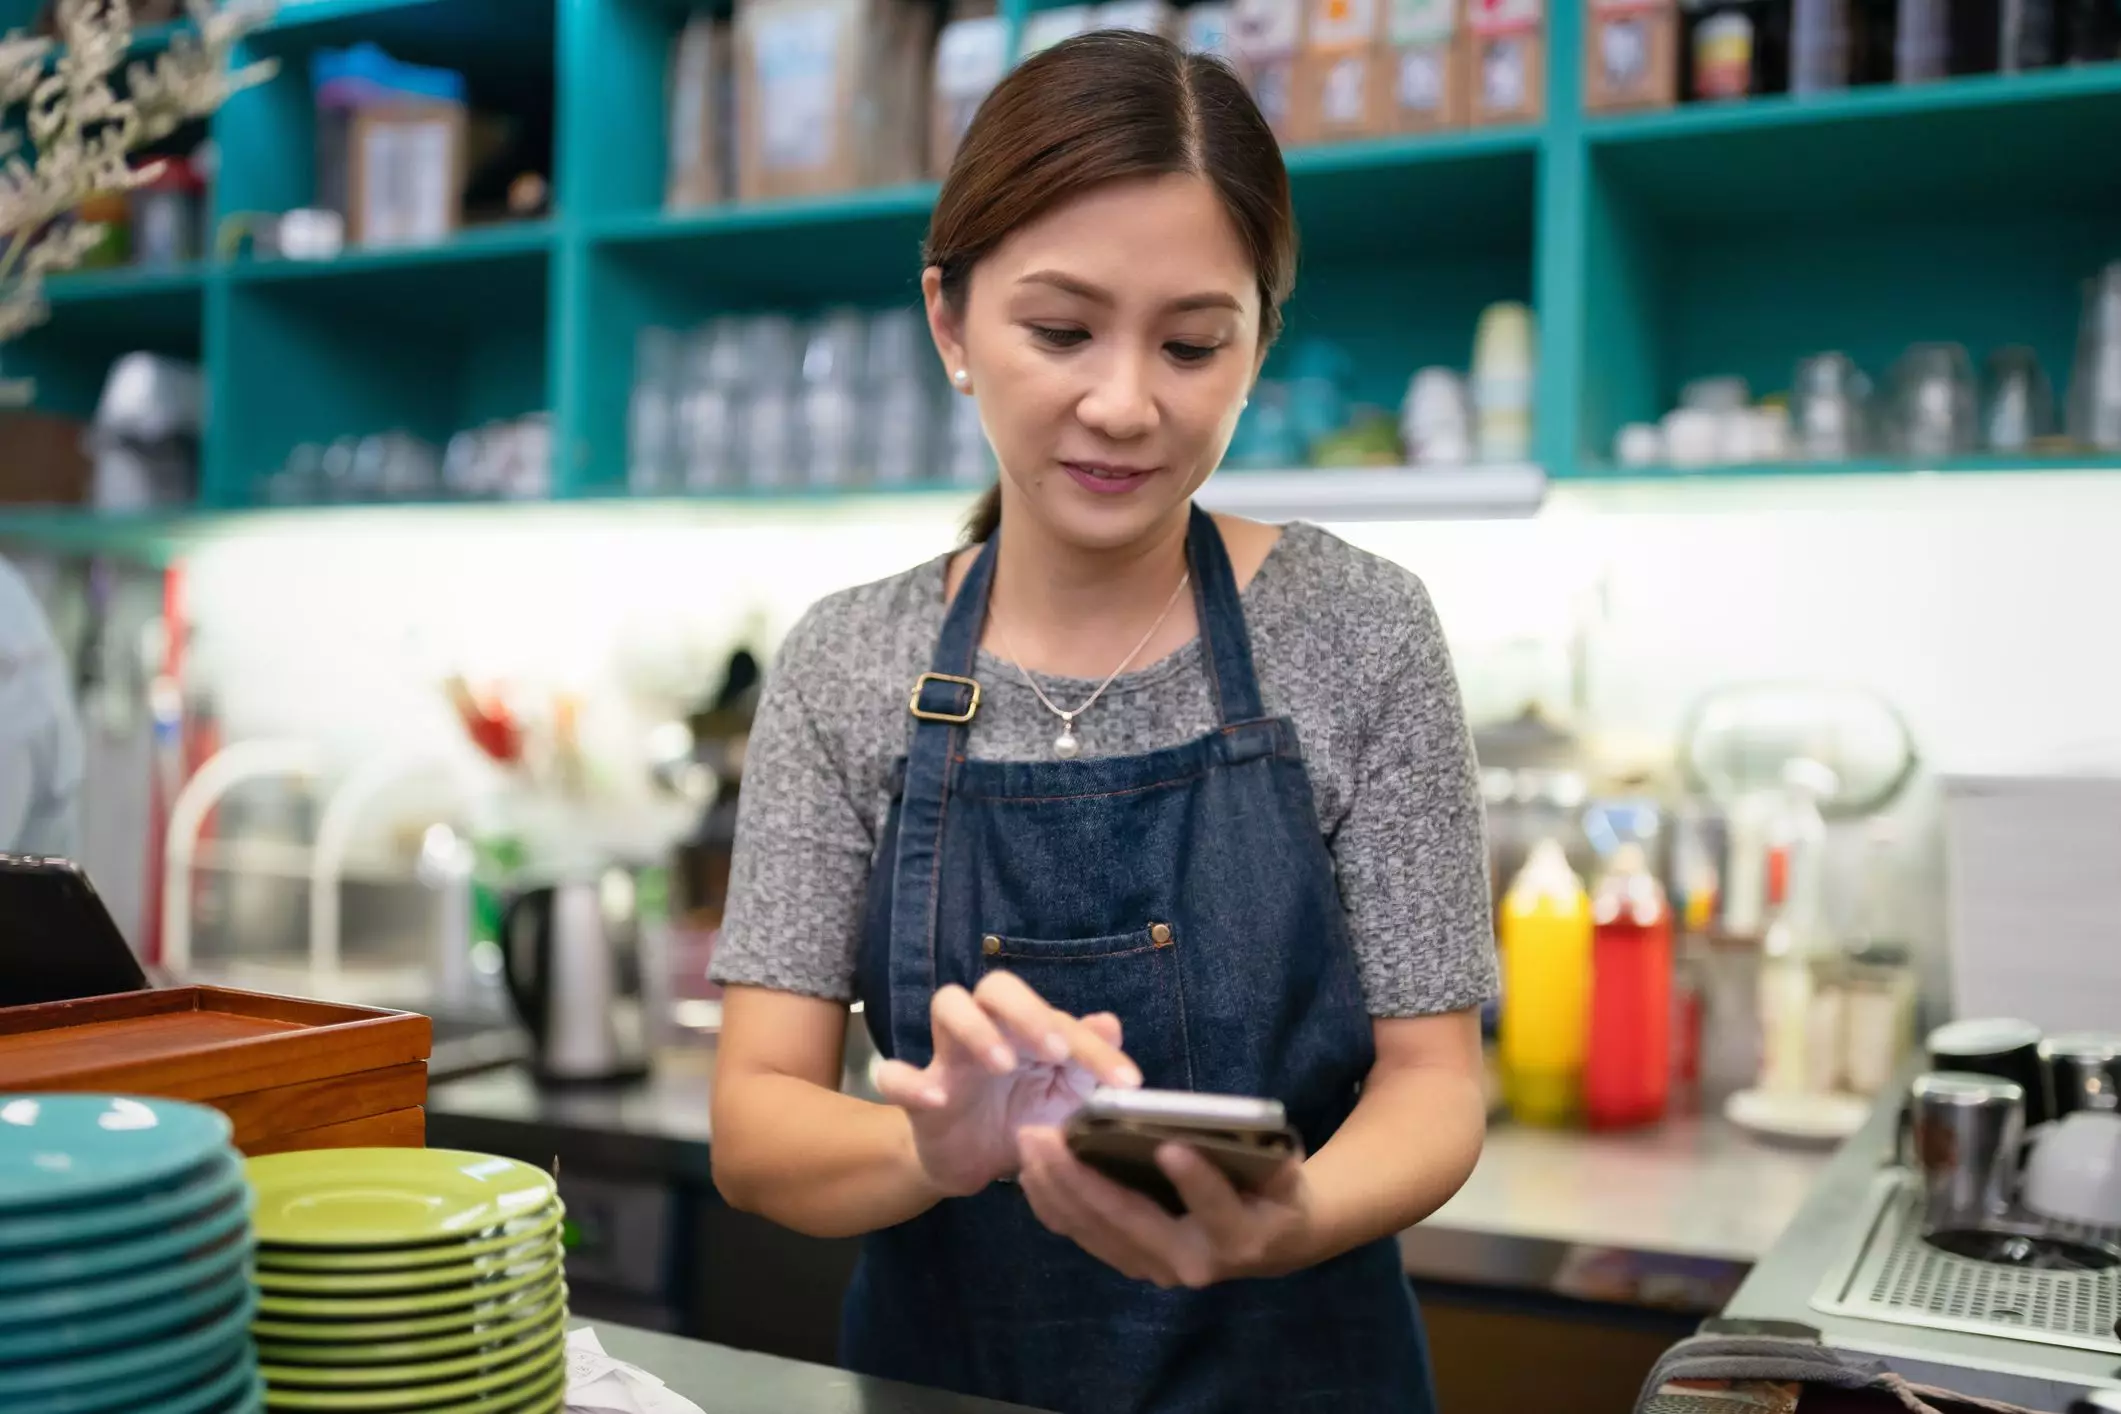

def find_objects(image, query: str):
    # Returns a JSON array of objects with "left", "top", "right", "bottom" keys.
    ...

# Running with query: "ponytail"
[{"left": 962, "top": 483, "right": 1001, "bottom": 544}]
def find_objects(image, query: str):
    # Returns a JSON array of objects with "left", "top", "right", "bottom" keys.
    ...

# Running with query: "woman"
[{"left": 709, "top": 29, "right": 1494, "bottom": 1414}]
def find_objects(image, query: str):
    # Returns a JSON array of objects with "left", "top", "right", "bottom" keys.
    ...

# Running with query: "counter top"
[
  {"left": 585, "top": 1321, "right": 1049, "bottom": 1412},
  {"left": 1431, "top": 1111, "right": 1825, "bottom": 1263},
  {"left": 430, "top": 1053, "right": 1830, "bottom": 1311},
  {"left": 1724, "top": 1082, "right": 2121, "bottom": 1409}
]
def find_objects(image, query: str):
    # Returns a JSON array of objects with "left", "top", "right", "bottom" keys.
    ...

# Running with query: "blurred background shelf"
[
  {"left": 37, "top": 457, "right": 2121, "bottom": 563},
  {"left": 5, "top": 0, "right": 2119, "bottom": 527},
  {"left": 224, "top": 220, "right": 555, "bottom": 283},
  {"left": 1586, "top": 56, "right": 2121, "bottom": 147}
]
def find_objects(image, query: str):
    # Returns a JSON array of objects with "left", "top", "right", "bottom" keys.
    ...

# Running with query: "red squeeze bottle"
[{"left": 1585, "top": 843, "right": 1674, "bottom": 1130}]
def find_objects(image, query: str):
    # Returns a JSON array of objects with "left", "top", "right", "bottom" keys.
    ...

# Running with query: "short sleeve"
[
  {"left": 710, "top": 608, "right": 876, "bottom": 1002},
  {"left": 1330, "top": 581, "right": 1497, "bottom": 1018}
]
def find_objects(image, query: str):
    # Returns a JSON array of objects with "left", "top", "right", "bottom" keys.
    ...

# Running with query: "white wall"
[
  {"left": 181, "top": 472, "right": 2119, "bottom": 781},
  {"left": 161, "top": 471, "right": 2118, "bottom": 1007}
]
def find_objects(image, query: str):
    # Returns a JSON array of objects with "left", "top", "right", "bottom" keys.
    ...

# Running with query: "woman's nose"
[{"left": 1075, "top": 349, "right": 1158, "bottom": 441}]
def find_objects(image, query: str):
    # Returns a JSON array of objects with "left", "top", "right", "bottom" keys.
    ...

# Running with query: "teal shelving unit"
[{"left": 5, "top": 0, "right": 2121, "bottom": 548}]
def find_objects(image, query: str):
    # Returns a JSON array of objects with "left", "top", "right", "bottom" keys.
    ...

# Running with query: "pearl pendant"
[{"left": 1053, "top": 723, "right": 1081, "bottom": 758}]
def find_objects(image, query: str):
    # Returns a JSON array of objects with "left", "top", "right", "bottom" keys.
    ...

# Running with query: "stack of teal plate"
[
  {"left": 0, "top": 1094, "right": 263, "bottom": 1414},
  {"left": 246, "top": 1149, "right": 568, "bottom": 1414}
]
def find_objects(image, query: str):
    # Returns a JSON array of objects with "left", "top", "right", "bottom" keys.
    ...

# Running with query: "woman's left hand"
[{"left": 1014, "top": 1127, "right": 1316, "bottom": 1288}]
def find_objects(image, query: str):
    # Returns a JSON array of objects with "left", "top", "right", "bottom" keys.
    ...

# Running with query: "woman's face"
[{"left": 925, "top": 174, "right": 1265, "bottom": 553}]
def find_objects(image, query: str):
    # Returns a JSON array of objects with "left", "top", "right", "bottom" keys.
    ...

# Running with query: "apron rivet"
[
  {"left": 981, "top": 934, "right": 1001, "bottom": 956},
  {"left": 1150, "top": 922, "right": 1173, "bottom": 946}
]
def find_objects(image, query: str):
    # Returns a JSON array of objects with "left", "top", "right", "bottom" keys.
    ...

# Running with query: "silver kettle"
[{"left": 502, "top": 869, "right": 652, "bottom": 1085}]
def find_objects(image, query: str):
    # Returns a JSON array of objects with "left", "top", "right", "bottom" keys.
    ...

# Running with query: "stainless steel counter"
[
  {"left": 432, "top": 1052, "right": 1828, "bottom": 1313},
  {"left": 1722, "top": 1084, "right": 2121, "bottom": 1409},
  {"left": 585, "top": 1320, "right": 1049, "bottom": 1412},
  {"left": 1404, "top": 1111, "right": 1832, "bottom": 1312}
]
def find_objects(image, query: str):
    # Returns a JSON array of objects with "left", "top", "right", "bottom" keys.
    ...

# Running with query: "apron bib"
[{"left": 843, "top": 506, "right": 1435, "bottom": 1414}]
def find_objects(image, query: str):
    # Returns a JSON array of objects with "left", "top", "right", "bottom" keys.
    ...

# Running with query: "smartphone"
[
  {"left": 1063, "top": 1087, "right": 1299, "bottom": 1216},
  {"left": 0, "top": 855, "right": 150, "bottom": 1008}
]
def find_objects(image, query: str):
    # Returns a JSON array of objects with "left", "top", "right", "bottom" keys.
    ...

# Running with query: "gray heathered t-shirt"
[{"left": 711, "top": 522, "right": 1498, "bottom": 1019}]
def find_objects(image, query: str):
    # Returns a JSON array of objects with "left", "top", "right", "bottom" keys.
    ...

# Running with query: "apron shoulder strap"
[{"left": 1186, "top": 504, "right": 1266, "bottom": 725}]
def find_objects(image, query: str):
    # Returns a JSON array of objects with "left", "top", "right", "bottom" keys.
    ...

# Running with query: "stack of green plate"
[
  {"left": 0, "top": 1094, "right": 263, "bottom": 1414},
  {"left": 244, "top": 1150, "right": 569, "bottom": 1414}
]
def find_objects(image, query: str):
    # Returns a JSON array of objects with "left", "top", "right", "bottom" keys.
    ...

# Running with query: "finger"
[
  {"left": 1018, "top": 1129, "right": 1175, "bottom": 1285},
  {"left": 930, "top": 985, "right": 1018, "bottom": 1075},
  {"left": 974, "top": 972, "right": 1142, "bottom": 1088},
  {"left": 1015, "top": 1129, "right": 1088, "bottom": 1239},
  {"left": 873, "top": 1058, "right": 948, "bottom": 1110},
  {"left": 1083, "top": 1012, "right": 1123, "bottom": 1048},
  {"left": 1256, "top": 1153, "right": 1305, "bottom": 1205},
  {"left": 970, "top": 971, "right": 1081, "bottom": 1064},
  {"left": 1157, "top": 1143, "right": 1249, "bottom": 1237},
  {"left": 1034, "top": 1127, "right": 1191, "bottom": 1269}
]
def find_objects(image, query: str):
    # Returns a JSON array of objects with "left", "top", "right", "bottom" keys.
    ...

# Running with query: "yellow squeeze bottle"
[{"left": 1499, "top": 839, "right": 1595, "bottom": 1126}]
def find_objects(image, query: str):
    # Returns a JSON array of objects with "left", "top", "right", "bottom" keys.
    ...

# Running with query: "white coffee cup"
[{"left": 2022, "top": 1110, "right": 2121, "bottom": 1227}]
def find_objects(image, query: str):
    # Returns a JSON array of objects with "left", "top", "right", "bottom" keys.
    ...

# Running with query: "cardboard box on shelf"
[
  {"left": 0, "top": 413, "right": 91, "bottom": 506},
  {"left": 1304, "top": 0, "right": 1380, "bottom": 53},
  {"left": 1381, "top": 0, "right": 1468, "bottom": 131},
  {"left": 668, "top": 16, "right": 735, "bottom": 209},
  {"left": 1289, "top": 0, "right": 1386, "bottom": 142},
  {"left": 1585, "top": 0, "right": 1676, "bottom": 110},
  {"left": 339, "top": 103, "right": 469, "bottom": 247},
  {"left": 1232, "top": 0, "right": 1305, "bottom": 140},
  {"left": 870, "top": 0, "right": 936, "bottom": 186},
  {"left": 930, "top": 11, "right": 1009, "bottom": 177},
  {"left": 737, "top": 0, "right": 931, "bottom": 202},
  {"left": 1466, "top": 0, "right": 1543, "bottom": 124},
  {"left": 1290, "top": 47, "right": 1390, "bottom": 142}
]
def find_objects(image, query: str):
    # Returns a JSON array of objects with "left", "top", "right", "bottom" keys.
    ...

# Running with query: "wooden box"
[
  {"left": 1585, "top": 0, "right": 1677, "bottom": 111},
  {"left": 1467, "top": 0, "right": 1543, "bottom": 125},
  {"left": 318, "top": 103, "right": 469, "bottom": 248},
  {"left": 0, "top": 986, "right": 432, "bottom": 1157},
  {"left": 1380, "top": 0, "right": 1468, "bottom": 132},
  {"left": 1289, "top": 48, "right": 1391, "bottom": 144}
]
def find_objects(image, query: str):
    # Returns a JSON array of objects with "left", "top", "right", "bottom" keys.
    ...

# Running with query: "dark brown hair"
[{"left": 924, "top": 29, "right": 1297, "bottom": 544}]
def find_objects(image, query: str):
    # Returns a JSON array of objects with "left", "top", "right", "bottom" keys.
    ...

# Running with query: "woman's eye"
[
  {"left": 1031, "top": 325, "right": 1088, "bottom": 349},
  {"left": 1166, "top": 341, "right": 1219, "bottom": 364}
]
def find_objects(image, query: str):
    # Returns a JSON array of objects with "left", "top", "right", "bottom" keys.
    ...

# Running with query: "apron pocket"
[{"left": 979, "top": 923, "right": 1194, "bottom": 1090}]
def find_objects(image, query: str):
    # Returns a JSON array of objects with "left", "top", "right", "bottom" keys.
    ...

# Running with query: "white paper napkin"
[{"left": 565, "top": 1327, "right": 707, "bottom": 1414}]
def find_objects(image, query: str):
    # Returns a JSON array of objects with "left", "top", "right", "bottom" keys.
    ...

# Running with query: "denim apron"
[{"left": 842, "top": 506, "right": 1435, "bottom": 1414}]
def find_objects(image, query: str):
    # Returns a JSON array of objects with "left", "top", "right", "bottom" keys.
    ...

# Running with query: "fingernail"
[
  {"left": 1043, "top": 1033, "right": 1071, "bottom": 1063},
  {"left": 1117, "top": 1063, "right": 1144, "bottom": 1089},
  {"left": 989, "top": 1044, "right": 1017, "bottom": 1072}
]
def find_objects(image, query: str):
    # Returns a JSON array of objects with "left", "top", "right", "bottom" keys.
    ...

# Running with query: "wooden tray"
[
  {"left": 247, "top": 1107, "right": 425, "bottom": 1157},
  {"left": 0, "top": 986, "right": 432, "bottom": 1100},
  {"left": 215, "top": 1061, "right": 429, "bottom": 1150}
]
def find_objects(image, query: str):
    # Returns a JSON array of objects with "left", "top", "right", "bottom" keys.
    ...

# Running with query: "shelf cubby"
[
  {"left": 1567, "top": 65, "right": 2121, "bottom": 475},
  {"left": 7, "top": 0, "right": 2121, "bottom": 552},
  {"left": 209, "top": 234, "right": 549, "bottom": 502}
]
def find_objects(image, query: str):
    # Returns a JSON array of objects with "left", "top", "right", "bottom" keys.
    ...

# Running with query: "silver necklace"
[{"left": 989, "top": 571, "right": 1190, "bottom": 759}]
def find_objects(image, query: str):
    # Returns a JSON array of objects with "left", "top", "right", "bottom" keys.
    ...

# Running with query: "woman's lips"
[{"left": 1061, "top": 461, "right": 1156, "bottom": 496}]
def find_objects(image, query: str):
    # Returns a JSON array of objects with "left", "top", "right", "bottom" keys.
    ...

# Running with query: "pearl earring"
[{"left": 952, "top": 368, "right": 971, "bottom": 390}]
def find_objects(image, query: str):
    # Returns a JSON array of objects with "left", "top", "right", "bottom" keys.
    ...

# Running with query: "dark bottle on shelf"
[
  {"left": 2061, "top": 0, "right": 2119, "bottom": 59},
  {"left": 1681, "top": 0, "right": 1793, "bottom": 99},
  {"left": 2000, "top": 0, "right": 2060, "bottom": 68},
  {"left": 1948, "top": 0, "right": 2004, "bottom": 71},
  {"left": 1850, "top": 0, "right": 1901, "bottom": 80}
]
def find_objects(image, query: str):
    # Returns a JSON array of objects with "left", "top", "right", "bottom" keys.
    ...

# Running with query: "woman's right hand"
[{"left": 873, "top": 971, "right": 1143, "bottom": 1198}]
